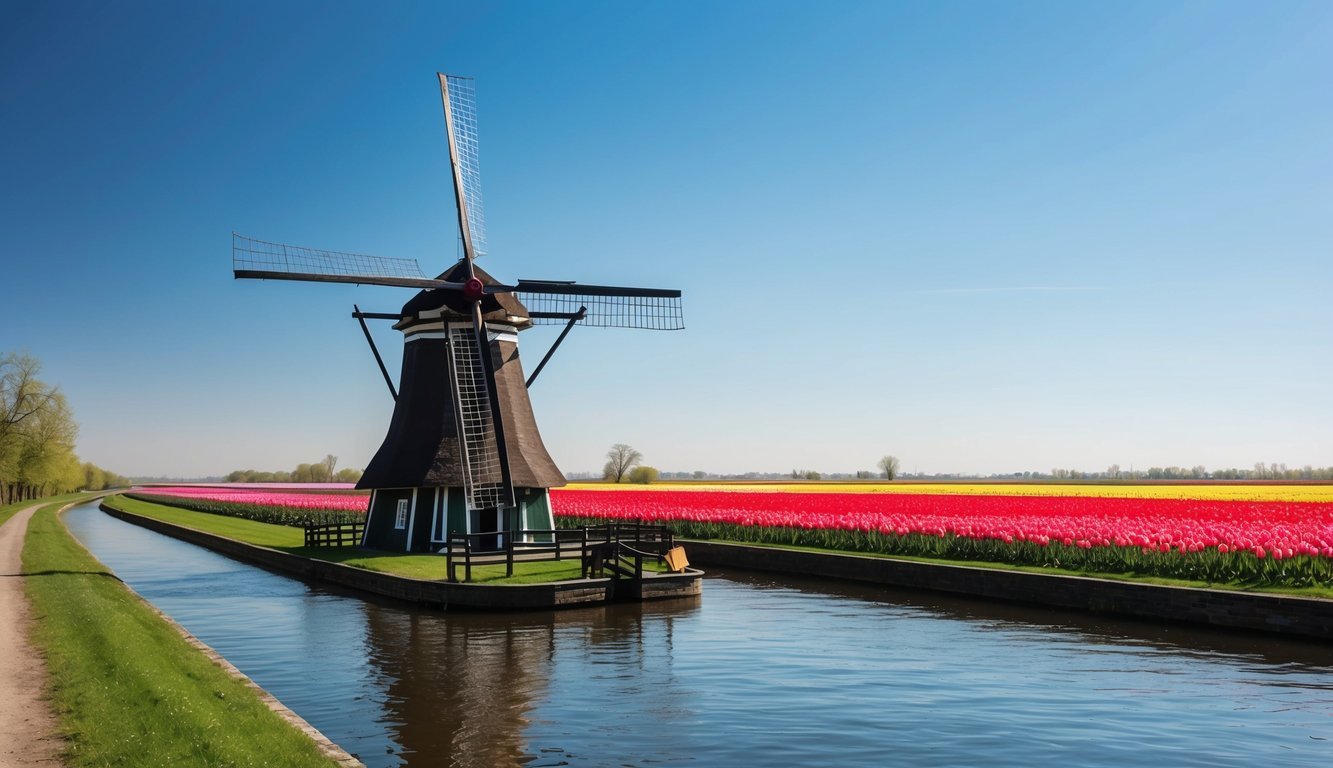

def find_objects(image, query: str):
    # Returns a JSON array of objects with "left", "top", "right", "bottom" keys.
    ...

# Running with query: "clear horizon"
[{"left": 3, "top": 1, "right": 1330, "bottom": 477}]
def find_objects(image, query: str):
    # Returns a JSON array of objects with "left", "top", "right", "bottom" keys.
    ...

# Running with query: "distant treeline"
[
  {"left": 1039, "top": 464, "right": 1333, "bottom": 482},
  {"left": 224, "top": 454, "right": 362, "bottom": 484},
  {"left": 1, "top": 351, "right": 128, "bottom": 504},
  {"left": 574, "top": 464, "right": 1333, "bottom": 483}
]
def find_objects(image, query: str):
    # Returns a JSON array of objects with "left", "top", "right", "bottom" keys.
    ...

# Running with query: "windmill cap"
[{"left": 396, "top": 259, "right": 531, "bottom": 327}]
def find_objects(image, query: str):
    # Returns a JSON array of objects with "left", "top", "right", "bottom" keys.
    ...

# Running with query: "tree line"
[
  {"left": 1, "top": 352, "right": 126, "bottom": 504},
  {"left": 224, "top": 454, "right": 363, "bottom": 484},
  {"left": 794, "top": 455, "right": 901, "bottom": 481},
  {"left": 1044, "top": 463, "right": 1333, "bottom": 481}
]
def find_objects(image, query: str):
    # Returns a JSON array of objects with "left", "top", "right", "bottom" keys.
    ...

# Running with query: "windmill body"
[
  {"left": 233, "top": 74, "right": 682, "bottom": 554},
  {"left": 357, "top": 262, "right": 564, "bottom": 552}
]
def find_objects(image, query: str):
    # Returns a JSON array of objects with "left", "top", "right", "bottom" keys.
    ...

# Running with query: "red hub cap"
[{"left": 463, "top": 277, "right": 485, "bottom": 302}]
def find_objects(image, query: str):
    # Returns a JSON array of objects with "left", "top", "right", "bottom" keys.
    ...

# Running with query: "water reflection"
[
  {"left": 63, "top": 503, "right": 1333, "bottom": 768},
  {"left": 358, "top": 597, "right": 698, "bottom": 767}
]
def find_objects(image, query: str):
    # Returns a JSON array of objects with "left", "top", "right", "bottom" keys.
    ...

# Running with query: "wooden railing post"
[{"left": 464, "top": 537, "right": 473, "bottom": 583}]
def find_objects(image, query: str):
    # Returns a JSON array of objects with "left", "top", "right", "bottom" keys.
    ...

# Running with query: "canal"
[{"left": 63, "top": 502, "right": 1333, "bottom": 767}]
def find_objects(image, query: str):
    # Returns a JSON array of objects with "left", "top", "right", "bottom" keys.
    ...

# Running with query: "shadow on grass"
[
  {"left": 275, "top": 546, "right": 391, "bottom": 562},
  {"left": 5, "top": 569, "right": 124, "bottom": 581}
]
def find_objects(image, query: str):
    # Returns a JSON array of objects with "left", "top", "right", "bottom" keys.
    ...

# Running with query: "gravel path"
[{"left": 0, "top": 505, "right": 63, "bottom": 767}]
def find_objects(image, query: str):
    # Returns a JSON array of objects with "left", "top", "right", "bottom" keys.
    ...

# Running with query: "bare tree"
[
  {"left": 323, "top": 454, "right": 338, "bottom": 481},
  {"left": 603, "top": 443, "right": 643, "bottom": 483},
  {"left": 877, "top": 455, "right": 900, "bottom": 481}
]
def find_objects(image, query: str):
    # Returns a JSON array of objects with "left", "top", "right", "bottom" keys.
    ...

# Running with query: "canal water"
[{"left": 64, "top": 502, "right": 1333, "bottom": 767}]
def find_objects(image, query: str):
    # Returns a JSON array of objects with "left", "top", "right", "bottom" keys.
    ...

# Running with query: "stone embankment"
[{"left": 684, "top": 540, "right": 1333, "bottom": 640}]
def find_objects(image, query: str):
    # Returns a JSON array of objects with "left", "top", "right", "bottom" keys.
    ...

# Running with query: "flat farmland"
[
  {"left": 128, "top": 482, "right": 1333, "bottom": 591},
  {"left": 554, "top": 483, "right": 1333, "bottom": 590}
]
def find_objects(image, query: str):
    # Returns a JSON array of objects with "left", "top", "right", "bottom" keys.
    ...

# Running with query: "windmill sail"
[
  {"left": 231, "top": 234, "right": 451, "bottom": 289},
  {"left": 439, "top": 74, "right": 487, "bottom": 261},
  {"left": 515, "top": 282, "right": 685, "bottom": 330},
  {"left": 446, "top": 325, "right": 508, "bottom": 512}
]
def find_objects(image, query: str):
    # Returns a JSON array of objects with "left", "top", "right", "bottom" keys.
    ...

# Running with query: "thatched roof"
[{"left": 356, "top": 330, "right": 564, "bottom": 492}]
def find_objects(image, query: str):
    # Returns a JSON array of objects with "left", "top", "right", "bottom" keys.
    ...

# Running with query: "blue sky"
[{"left": 2, "top": 1, "right": 1330, "bottom": 477}]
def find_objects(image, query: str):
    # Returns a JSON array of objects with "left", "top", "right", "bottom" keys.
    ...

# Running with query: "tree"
[
  {"left": 877, "top": 455, "right": 900, "bottom": 481},
  {"left": 602, "top": 443, "right": 643, "bottom": 483},
  {"left": 2, "top": 353, "right": 84, "bottom": 502},
  {"left": 1, "top": 353, "right": 56, "bottom": 448},
  {"left": 83, "top": 462, "right": 105, "bottom": 492},
  {"left": 322, "top": 454, "right": 338, "bottom": 481},
  {"left": 16, "top": 391, "right": 78, "bottom": 498},
  {"left": 335, "top": 467, "right": 363, "bottom": 483},
  {"left": 628, "top": 465, "right": 660, "bottom": 484}
]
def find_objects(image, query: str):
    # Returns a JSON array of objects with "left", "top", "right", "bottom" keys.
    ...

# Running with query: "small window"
[{"left": 394, "top": 499, "right": 409, "bottom": 530}]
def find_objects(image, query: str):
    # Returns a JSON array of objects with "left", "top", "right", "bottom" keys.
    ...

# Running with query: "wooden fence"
[
  {"left": 303, "top": 522, "right": 365, "bottom": 548},
  {"left": 445, "top": 524, "right": 676, "bottom": 583}
]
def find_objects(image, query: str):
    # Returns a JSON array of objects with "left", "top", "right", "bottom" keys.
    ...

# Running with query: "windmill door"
[{"left": 469, "top": 506, "right": 502, "bottom": 552}]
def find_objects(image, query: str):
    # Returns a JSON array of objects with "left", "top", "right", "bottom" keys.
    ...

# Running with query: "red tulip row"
[{"left": 550, "top": 490, "right": 1333, "bottom": 587}]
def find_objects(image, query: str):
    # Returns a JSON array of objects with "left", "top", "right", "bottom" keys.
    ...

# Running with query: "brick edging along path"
[{"left": 682, "top": 539, "right": 1333, "bottom": 640}]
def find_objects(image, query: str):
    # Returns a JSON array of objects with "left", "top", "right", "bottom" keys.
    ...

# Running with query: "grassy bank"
[
  {"left": 22, "top": 501, "right": 340, "bottom": 767},
  {"left": 1, "top": 498, "right": 35, "bottom": 527},
  {"left": 103, "top": 495, "right": 585, "bottom": 584},
  {"left": 0, "top": 492, "right": 96, "bottom": 527}
]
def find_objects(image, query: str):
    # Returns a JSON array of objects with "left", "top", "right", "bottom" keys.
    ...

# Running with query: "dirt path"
[{"left": 0, "top": 505, "right": 63, "bottom": 767}]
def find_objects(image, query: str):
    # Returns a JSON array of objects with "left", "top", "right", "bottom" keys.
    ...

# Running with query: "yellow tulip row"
[{"left": 563, "top": 481, "right": 1333, "bottom": 503}]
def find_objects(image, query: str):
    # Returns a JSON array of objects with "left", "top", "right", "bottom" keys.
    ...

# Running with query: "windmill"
[{"left": 233, "top": 74, "right": 683, "bottom": 552}]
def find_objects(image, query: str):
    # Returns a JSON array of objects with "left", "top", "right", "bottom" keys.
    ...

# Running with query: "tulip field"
[
  {"left": 551, "top": 485, "right": 1333, "bottom": 588},
  {"left": 126, "top": 482, "right": 1333, "bottom": 589},
  {"left": 126, "top": 486, "right": 366, "bottom": 527}
]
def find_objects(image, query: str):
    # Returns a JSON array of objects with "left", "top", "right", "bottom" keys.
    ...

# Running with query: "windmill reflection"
[{"left": 359, "top": 596, "right": 700, "bottom": 767}]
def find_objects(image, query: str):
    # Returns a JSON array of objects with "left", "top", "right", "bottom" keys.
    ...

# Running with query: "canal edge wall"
[
  {"left": 683, "top": 539, "right": 1333, "bottom": 640},
  {"left": 99, "top": 502, "right": 699, "bottom": 610},
  {"left": 56, "top": 501, "right": 364, "bottom": 768}
]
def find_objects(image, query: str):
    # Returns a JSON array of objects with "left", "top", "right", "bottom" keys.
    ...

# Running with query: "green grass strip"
[
  {"left": 103, "top": 495, "right": 588, "bottom": 584},
  {"left": 22, "top": 502, "right": 340, "bottom": 767},
  {"left": 0, "top": 492, "right": 96, "bottom": 528}
]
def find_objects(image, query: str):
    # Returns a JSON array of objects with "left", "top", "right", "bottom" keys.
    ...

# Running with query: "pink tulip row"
[
  {"left": 549, "top": 489, "right": 1333, "bottom": 561},
  {"left": 134, "top": 485, "right": 370, "bottom": 512}
]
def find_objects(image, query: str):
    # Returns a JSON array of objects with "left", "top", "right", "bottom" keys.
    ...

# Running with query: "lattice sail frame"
[
  {"left": 518, "top": 289, "right": 684, "bottom": 330},
  {"left": 446, "top": 325, "right": 508, "bottom": 511},
  {"left": 232, "top": 233, "right": 427, "bottom": 280},
  {"left": 442, "top": 75, "right": 488, "bottom": 261}
]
